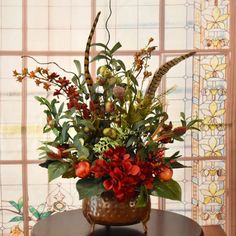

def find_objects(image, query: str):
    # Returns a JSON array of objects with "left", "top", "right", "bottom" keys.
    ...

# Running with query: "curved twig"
[{"left": 21, "top": 56, "right": 79, "bottom": 80}]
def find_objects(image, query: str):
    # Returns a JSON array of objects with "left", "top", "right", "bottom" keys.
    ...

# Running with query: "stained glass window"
[{"left": 0, "top": 0, "right": 234, "bottom": 235}]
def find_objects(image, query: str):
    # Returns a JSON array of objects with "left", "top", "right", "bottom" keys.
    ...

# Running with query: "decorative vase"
[{"left": 82, "top": 192, "right": 151, "bottom": 233}]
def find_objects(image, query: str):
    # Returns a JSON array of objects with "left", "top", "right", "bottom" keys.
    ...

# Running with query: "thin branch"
[
  {"left": 105, "top": 0, "right": 112, "bottom": 66},
  {"left": 105, "top": 0, "right": 112, "bottom": 49},
  {"left": 0, "top": 208, "right": 22, "bottom": 215},
  {"left": 21, "top": 56, "right": 80, "bottom": 80}
]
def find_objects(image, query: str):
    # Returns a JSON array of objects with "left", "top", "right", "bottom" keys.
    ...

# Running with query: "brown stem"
[
  {"left": 21, "top": 56, "right": 79, "bottom": 80},
  {"left": 0, "top": 208, "right": 21, "bottom": 215}
]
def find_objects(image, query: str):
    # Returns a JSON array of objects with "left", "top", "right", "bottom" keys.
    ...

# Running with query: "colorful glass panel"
[
  {"left": 192, "top": 55, "right": 226, "bottom": 157},
  {"left": 0, "top": 165, "right": 23, "bottom": 235},
  {"left": 165, "top": 0, "right": 229, "bottom": 49},
  {"left": 166, "top": 160, "right": 225, "bottom": 227},
  {"left": 194, "top": 0, "right": 229, "bottom": 49}
]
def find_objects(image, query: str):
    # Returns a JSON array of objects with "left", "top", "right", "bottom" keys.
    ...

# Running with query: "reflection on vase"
[{"left": 82, "top": 192, "right": 151, "bottom": 234}]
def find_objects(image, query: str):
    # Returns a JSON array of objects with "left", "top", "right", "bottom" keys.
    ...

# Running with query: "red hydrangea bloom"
[{"left": 91, "top": 146, "right": 141, "bottom": 201}]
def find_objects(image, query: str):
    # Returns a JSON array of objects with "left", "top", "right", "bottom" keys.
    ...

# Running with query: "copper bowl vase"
[{"left": 82, "top": 192, "right": 151, "bottom": 233}]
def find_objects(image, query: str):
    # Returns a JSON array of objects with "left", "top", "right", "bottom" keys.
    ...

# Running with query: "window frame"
[{"left": 0, "top": 0, "right": 235, "bottom": 235}]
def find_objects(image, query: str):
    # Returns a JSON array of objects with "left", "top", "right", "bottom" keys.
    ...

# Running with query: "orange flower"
[
  {"left": 22, "top": 68, "right": 28, "bottom": 76},
  {"left": 29, "top": 71, "right": 36, "bottom": 78},
  {"left": 43, "top": 82, "right": 51, "bottom": 91},
  {"left": 16, "top": 76, "right": 24, "bottom": 82},
  {"left": 35, "top": 79, "right": 41, "bottom": 86},
  {"left": 12, "top": 69, "right": 19, "bottom": 76}
]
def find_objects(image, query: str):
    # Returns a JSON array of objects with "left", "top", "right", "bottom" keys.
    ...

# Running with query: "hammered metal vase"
[{"left": 82, "top": 192, "right": 151, "bottom": 233}]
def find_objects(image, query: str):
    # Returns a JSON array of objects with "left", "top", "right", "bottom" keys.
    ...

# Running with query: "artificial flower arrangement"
[{"left": 13, "top": 12, "right": 199, "bottom": 207}]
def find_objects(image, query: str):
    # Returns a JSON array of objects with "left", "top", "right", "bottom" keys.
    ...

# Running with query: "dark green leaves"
[
  {"left": 9, "top": 216, "right": 24, "bottom": 222},
  {"left": 9, "top": 199, "right": 23, "bottom": 212},
  {"left": 136, "top": 186, "right": 148, "bottom": 207},
  {"left": 29, "top": 206, "right": 40, "bottom": 218},
  {"left": 75, "top": 118, "right": 95, "bottom": 131},
  {"left": 151, "top": 179, "right": 181, "bottom": 201},
  {"left": 74, "top": 60, "right": 82, "bottom": 76},
  {"left": 170, "top": 161, "right": 189, "bottom": 169},
  {"left": 91, "top": 54, "right": 110, "bottom": 63},
  {"left": 76, "top": 178, "right": 105, "bottom": 199},
  {"left": 48, "top": 161, "right": 70, "bottom": 182},
  {"left": 116, "top": 59, "right": 126, "bottom": 71},
  {"left": 110, "top": 42, "right": 122, "bottom": 54},
  {"left": 61, "top": 122, "right": 70, "bottom": 143},
  {"left": 28, "top": 205, "right": 53, "bottom": 220},
  {"left": 40, "top": 211, "right": 53, "bottom": 219},
  {"left": 73, "top": 135, "right": 90, "bottom": 158},
  {"left": 29, "top": 205, "right": 53, "bottom": 220}
]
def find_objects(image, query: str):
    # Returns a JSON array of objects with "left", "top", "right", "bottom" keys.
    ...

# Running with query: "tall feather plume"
[
  {"left": 84, "top": 11, "right": 101, "bottom": 94},
  {"left": 144, "top": 51, "right": 196, "bottom": 101}
]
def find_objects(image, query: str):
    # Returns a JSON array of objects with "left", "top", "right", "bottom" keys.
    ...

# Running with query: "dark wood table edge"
[{"left": 31, "top": 208, "right": 205, "bottom": 236}]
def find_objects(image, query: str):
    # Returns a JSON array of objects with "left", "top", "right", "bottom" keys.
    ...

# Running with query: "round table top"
[{"left": 31, "top": 209, "right": 204, "bottom": 236}]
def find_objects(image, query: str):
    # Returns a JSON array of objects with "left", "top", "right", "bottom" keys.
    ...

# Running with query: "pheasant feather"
[
  {"left": 144, "top": 51, "right": 196, "bottom": 100},
  {"left": 84, "top": 11, "right": 101, "bottom": 94}
]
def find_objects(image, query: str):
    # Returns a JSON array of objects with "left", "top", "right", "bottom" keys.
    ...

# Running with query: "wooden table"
[{"left": 31, "top": 209, "right": 204, "bottom": 236}]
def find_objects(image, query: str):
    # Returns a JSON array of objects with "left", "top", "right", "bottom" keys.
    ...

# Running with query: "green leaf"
[
  {"left": 151, "top": 179, "right": 181, "bottom": 201},
  {"left": 50, "top": 99, "right": 58, "bottom": 116},
  {"left": 62, "top": 167, "right": 76, "bottom": 178},
  {"left": 187, "top": 119, "right": 202, "bottom": 129},
  {"left": 75, "top": 118, "right": 96, "bottom": 131},
  {"left": 116, "top": 59, "right": 126, "bottom": 71},
  {"left": 73, "top": 135, "right": 90, "bottom": 157},
  {"left": 18, "top": 198, "right": 23, "bottom": 211},
  {"left": 91, "top": 42, "right": 109, "bottom": 50},
  {"left": 174, "top": 136, "right": 184, "bottom": 141},
  {"left": 40, "top": 211, "right": 53, "bottom": 219},
  {"left": 190, "top": 126, "right": 201, "bottom": 131},
  {"left": 9, "top": 200, "right": 20, "bottom": 211},
  {"left": 76, "top": 178, "right": 105, "bottom": 199},
  {"left": 39, "top": 160, "right": 57, "bottom": 169},
  {"left": 34, "top": 96, "right": 44, "bottom": 104},
  {"left": 181, "top": 119, "right": 187, "bottom": 127},
  {"left": 180, "top": 112, "right": 185, "bottom": 120},
  {"left": 78, "top": 146, "right": 90, "bottom": 158},
  {"left": 61, "top": 122, "right": 70, "bottom": 143},
  {"left": 170, "top": 161, "right": 190, "bottom": 169},
  {"left": 133, "top": 120, "right": 148, "bottom": 130},
  {"left": 165, "top": 151, "right": 181, "bottom": 162},
  {"left": 100, "top": 50, "right": 112, "bottom": 58},
  {"left": 91, "top": 54, "right": 110, "bottom": 63},
  {"left": 136, "top": 186, "right": 148, "bottom": 207},
  {"left": 38, "top": 145, "right": 51, "bottom": 152},
  {"left": 110, "top": 42, "right": 122, "bottom": 54},
  {"left": 35, "top": 96, "right": 51, "bottom": 109},
  {"left": 126, "top": 136, "right": 138, "bottom": 147},
  {"left": 127, "top": 71, "right": 138, "bottom": 86},
  {"left": 9, "top": 216, "right": 24, "bottom": 222},
  {"left": 29, "top": 206, "right": 40, "bottom": 219},
  {"left": 43, "top": 126, "right": 51, "bottom": 133},
  {"left": 48, "top": 161, "right": 70, "bottom": 182},
  {"left": 73, "top": 134, "right": 82, "bottom": 149},
  {"left": 72, "top": 75, "right": 79, "bottom": 86},
  {"left": 58, "top": 103, "right": 64, "bottom": 117},
  {"left": 74, "top": 60, "right": 82, "bottom": 76},
  {"left": 52, "top": 127, "right": 60, "bottom": 136}
]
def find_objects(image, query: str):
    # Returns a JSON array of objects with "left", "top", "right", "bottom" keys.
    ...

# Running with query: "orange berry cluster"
[{"left": 133, "top": 37, "right": 156, "bottom": 79}]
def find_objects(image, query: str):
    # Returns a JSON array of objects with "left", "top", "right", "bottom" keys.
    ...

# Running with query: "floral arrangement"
[{"left": 13, "top": 12, "right": 199, "bottom": 206}]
